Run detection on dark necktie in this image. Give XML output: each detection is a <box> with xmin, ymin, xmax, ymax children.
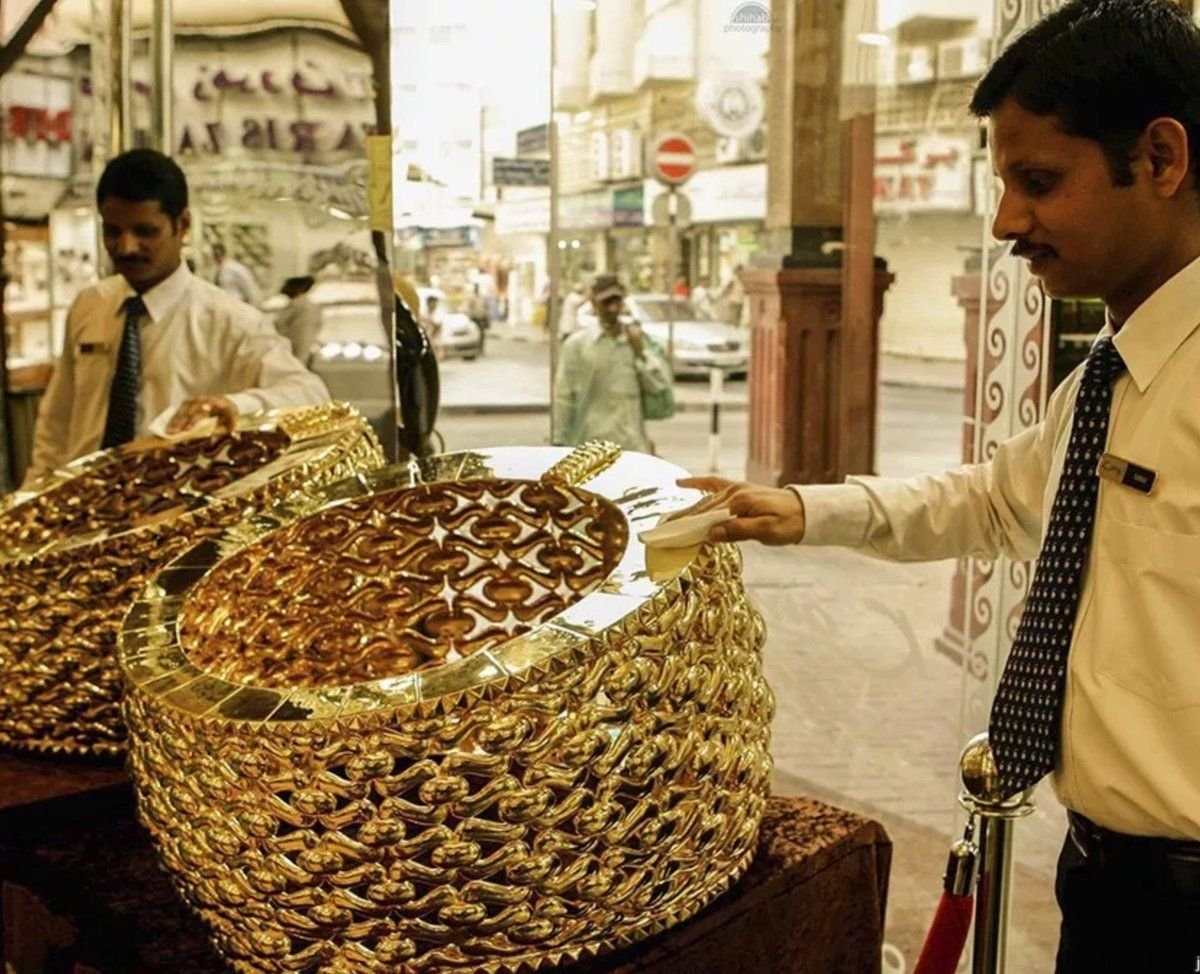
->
<box><xmin>989</xmin><ymin>336</ymin><xmax>1127</xmax><ymax>798</ymax></box>
<box><xmin>100</xmin><ymin>295</ymin><xmax>146</xmax><ymax>449</ymax></box>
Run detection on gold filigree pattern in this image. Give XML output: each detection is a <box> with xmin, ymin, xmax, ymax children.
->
<box><xmin>180</xmin><ymin>479</ymin><xmax>628</xmax><ymax>686</ymax></box>
<box><xmin>0</xmin><ymin>403</ymin><xmax>385</xmax><ymax>755</ymax></box>
<box><xmin>0</xmin><ymin>431</ymin><xmax>289</xmax><ymax>553</ymax></box>
<box><xmin>121</xmin><ymin>446</ymin><xmax>774</xmax><ymax>974</ymax></box>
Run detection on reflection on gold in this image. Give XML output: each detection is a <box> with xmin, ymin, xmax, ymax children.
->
<box><xmin>122</xmin><ymin>444</ymin><xmax>774</xmax><ymax>973</ymax></box>
<box><xmin>0</xmin><ymin>403</ymin><xmax>385</xmax><ymax>755</ymax></box>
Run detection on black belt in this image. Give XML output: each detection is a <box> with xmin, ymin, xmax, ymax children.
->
<box><xmin>1068</xmin><ymin>812</ymin><xmax>1200</xmax><ymax>896</ymax></box>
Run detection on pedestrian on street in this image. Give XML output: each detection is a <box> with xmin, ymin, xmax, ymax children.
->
<box><xmin>467</xmin><ymin>283</ymin><xmax>489</xmax><ymax>356</ymax></box>
<box><xmin>558</xmin><ymin>283</ymin><xmax>587</xmax><ymax>339</ymax></box>
<box><xmin>210</xmin><ymin>241</ymin><xmax>262</xmax><ymax>307</ymax></box>
<box><xmin>274</xmin><ymin>275</ymin><xmax>323</xmax><ymax>366</ymax></box>
<box><xmin>25</xmin><ymin>149</ymin><xmax>328</xmax><ymax>485</ymax></box>
<box><xmin>552</xmin><ymin>274</ymin><xmax>671</xmax><ymax>453</ymax></box>
<box><xmin>419</xmin><ymin>293</ymin><xmax>443</xmax><ymax>359</ymax></box>
<box><xmin>677</xmin><ymin>2</ymin><xmax>1200</xmax><ymax>971</ymax></box>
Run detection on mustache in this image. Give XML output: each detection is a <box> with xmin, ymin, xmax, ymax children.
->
<box><xmin>1010</xmin><ymin>240</ymin><xmax>1057</xmax><ymax>260</ymax></box>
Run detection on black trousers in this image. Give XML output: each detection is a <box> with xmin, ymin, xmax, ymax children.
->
<box><xmin>1055</xmin><ymin>826</ymin><xmax>1200</xmax><ymax>973</ymax></box>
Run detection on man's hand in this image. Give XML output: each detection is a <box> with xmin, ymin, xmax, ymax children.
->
<box><xmin>676</xmin><ymin>476</ymin><xmax>807</xmax><ymax>545</ymax></box>
<box><xmin>166</xmin><ymin>396</ymin><xmax>238</xmax><ymax>434</ymax></box>
<box><xmin>625</xmin><ymin>322</ymin><xmax>646</xmax><ymax>358</ymax></box>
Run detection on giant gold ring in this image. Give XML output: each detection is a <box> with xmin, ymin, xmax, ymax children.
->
<box><xmin>121</xmin><ymin>442</ymin><xmax>774</xmax><ymax>973</ymax></box>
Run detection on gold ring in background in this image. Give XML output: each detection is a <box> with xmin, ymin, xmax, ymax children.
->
<box><xmin>0</xmin><ymin>402</ymin><xmax>385</xmax><ymax>755</ymax></box>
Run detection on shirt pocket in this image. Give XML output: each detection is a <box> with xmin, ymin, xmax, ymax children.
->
<box><xmin>1091</xmin><ymin>517</ymin><xmax>1200</xmax><ymax>710</ymax></box>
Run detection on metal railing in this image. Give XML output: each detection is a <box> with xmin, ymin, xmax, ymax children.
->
<box><xmin>957</xmin><ymin>732</ymin><xmax>1036</xmax><ymax>974</ymax></box>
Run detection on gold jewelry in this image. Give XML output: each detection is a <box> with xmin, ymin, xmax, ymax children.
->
<box><xmin>121</xmin><ymin>442</ymin><xmax>773</xmax><ymax>973</ymax></box>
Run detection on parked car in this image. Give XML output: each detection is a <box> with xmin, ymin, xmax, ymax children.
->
<box><xmin>577</xmin><ymin>293</ymin><xmax>748</xmax><ymax>378</ymax></box>
<box><xmin>416</xmin><ymin>287</ymin><xmax>482</xmax><ymax>360</ymax></box>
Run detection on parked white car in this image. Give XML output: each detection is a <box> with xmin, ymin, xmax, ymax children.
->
<box><xmin>577</xmin><ymin>293</ymin><xmax>748</xmax><ymax>377</ymax></box>
<box><xmin>415</xmin><ymin>287</ymin><xmax>482</xmax><ymax>360</ymax></box>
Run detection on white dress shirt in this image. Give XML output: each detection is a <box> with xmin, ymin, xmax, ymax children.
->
<box><xmin>552</xmin><ymin>321</ymin><xmax>672</xmax><ymax>453</ymax></box>
<box><xmin>27</xmin><ymin>263</ymin><xmax>329</xmax><ymax>482</ymax></box>
<box><xmin>796</xmin><ymin>252</ymin><xmax>1200</xmax><ymax>841</ymax></box>
<box><xmin>273</xmin><ymin>294</ymin><xmax>323</xmax><ymax>365</ymax></box>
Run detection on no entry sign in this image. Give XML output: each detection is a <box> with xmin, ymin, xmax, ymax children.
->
<box><xmin>652</xmin><ymin>132</ymin><xmax>696</xmax><ymax>185</ymax></box>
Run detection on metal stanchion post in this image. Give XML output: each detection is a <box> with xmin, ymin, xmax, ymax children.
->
<box><xmin>708</xmin><ymin>366</ymin><xmax>722</xmax><ymax>472</ymax></box>
<box><xmin>958</xmin><ymin>732</ymin><xmax>1036</xmax><ymax>974</ymax></box>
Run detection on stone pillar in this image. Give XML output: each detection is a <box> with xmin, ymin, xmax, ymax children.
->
<box><xmin>745</xmin><ymin>0</ymin><xmax>893</xmax><ymax>486</ymax></box>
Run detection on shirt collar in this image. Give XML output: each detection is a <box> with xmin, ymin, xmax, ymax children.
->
<box><xmin>1107</xmin><ymin>251</ymin><xmax>1200</xmax><ymax>393</ymax></box>
<box><xmin>588</xmin><ymin>321</ymin><xmax>628</xmax><ymax>344</ymax></box>
<box><xmin>119</xmin><ymin>261</ymin><xmax>191</xmax><ymax>324</ymax></box>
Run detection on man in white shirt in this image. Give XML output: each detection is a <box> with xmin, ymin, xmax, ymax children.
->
<box><xmin>273</xmin><ymin>275</ymin><xmax>323</xmax><ymax>366</ymax></box>
<box><xmin>25</xmin><ymin>149</ymin><xmax>329</xmax><ymax>484</ymax></box>
<box><xmin>211</xmin><ymin>241</ymin><xmax>262</xmax><ymax>307</ymax></box>
<box><xmin>679</xmin><ymin>1</ymin><xmax>1200</xmax><ymax>970</ymax></box>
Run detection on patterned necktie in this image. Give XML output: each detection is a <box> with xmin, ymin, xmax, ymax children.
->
<box><xmin>989</xmin><ymin>336</ymin><xmax>1126</xmax><ymax>798</ymax></box>
<box><xmin>100</xmin><ymin>295</ymin><xmax>146</xmax><ymax>449</ymax></box>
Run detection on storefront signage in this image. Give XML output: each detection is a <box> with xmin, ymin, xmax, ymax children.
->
<box><xmin>5</xmin><ymin>106</ymin><xmax>71</xmax><ymax>144</ymax></box>
<box><xmin>493</xmin><ymin>157</ymin><xmax>551</xmax><ymax>187</ymax></box>
<box><xmin>174</xmin><ymin>119</ymin><xmax>375</xmax><ymax>156</ymax></box>
<box><xmin>419</xmin><ymin>225</ymin><xmax>478</xmax><ymax>248</ymax></box>
<box><xmin>495</xmin><ymin>195</ymin><xmax>550</xmax><ymax>235</ymax></box>
<box><xmin>612</xmin><ymin>185</ymin><xmax>644</xmax><ymax>227</ymax></box>
<box><xmin>643</xmin><ymin>164</ymin><xmax>766</xmax><ymax>225</ymax></box>
<box><xmin>1</xmin><ymin>72</ymin><xmax>72</xmax><ymax>180</ymax></box>
<box><xmin>516</xmin><ymin>123</ymin><xmax>550</xmax><ymax>156</ymax></box>
<box><xmin>559</xmin><ymin>189</ymin><xmax>612</xmax><ymax>230</ymax></box>
<box><xmin>874</xmin><ymin>135</ymin><xmax>972</xmax><ymax>213</ymax></box>
<box><xmin>74</xmin><ymin>36</ymin><xmax>376</xmax><ymax>163</ymax></box>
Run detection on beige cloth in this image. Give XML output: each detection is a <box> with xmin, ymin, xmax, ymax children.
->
<box><xmin>796</xmin><ymin>252</ymin><xmax>1200</xmax><ymax>841</ymax></box>
<box><xmin>26</xmin><ymin>263</ymin><xmax>329</xmax><ymax>483</ymax></box>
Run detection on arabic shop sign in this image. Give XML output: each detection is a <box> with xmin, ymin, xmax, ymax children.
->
<box><xmin>874</xmin><ymin>135</ymin><xmax>972</xmax><ymax>213</ymax></box>
<box><xmin>77</xmin><ymin>35</ymin><xmax>377</xmax><ymax>160</ymax></box>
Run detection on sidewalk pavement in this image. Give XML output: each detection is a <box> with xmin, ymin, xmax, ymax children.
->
<box><xmin>442</xmin><ymin>325</ymin><xmax>965</xmax><ymax>414</ymax></box>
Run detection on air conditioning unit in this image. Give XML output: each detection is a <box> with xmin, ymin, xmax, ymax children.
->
<box><xmin>609</xmin><ymin>129</ymin><xmax>643</xmax><ymax>179</ymax></box>
<box><xmin>589</xmin><ymin>131</ymin><xmax>611</xmax><ymax>182</ymax></box>
<box><xmin>715</xmin><ymin>127</ymin><xmax>766</xmax><ymax>164</ymax></box>
<box><xmin>937</xmin><ymin>37</ymin><xmax>989</xmax><ymax>79</ymax></box>
<box><xmin>896</xmin><ymin>45</ymin><xmax>935</xmax><ymax>84</ymax></box>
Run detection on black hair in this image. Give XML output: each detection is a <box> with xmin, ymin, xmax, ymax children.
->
<box><xmin>281</xmin><ymin>275</ymin><xmax>315</xmax><ymax>295</ymax></box>
<box><xmin>971</xmin><ymin>0</ymin><xmax>1200</xmax><ymax>190</ymax></box>
<box><xmin>95</xmin><ymin>148</ymin><xmax>189</xmax><ymax>220</ymax></box>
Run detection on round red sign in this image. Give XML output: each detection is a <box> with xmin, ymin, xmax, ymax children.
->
<box><xmin>652</xmin><ymin>133</ymin><xmax>696</xmax><ymax>185</ymax></box>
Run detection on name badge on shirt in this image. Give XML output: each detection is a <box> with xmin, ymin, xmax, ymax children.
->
<box><xmin>78</xmin><ymin>342</ymin><xmax>110</xmax><ymax>355</ymax></box>
<box><xmin>1097</xmin><ymin>452</ymin><xmax>1157</xmax><ymax>495</ymax></box>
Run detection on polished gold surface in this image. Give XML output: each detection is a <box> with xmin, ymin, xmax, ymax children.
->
<box><xmin>0</xmin><ymin>403</ymin><xmax>384</xmax><ymax>755</ymax></box>
<box><xmin>121</xmin><ymin>444</ymin><xmax>773</xmax><ymax>973</ymax></box>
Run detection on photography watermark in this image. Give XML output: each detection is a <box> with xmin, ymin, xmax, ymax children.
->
<box><xmin>724</xmin><ymin>1</ymin><xmax>779</xmax><ymax>33</ymax></box>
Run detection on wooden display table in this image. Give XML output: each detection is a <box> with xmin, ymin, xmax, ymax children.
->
<box><xmin>0</xmin><ymin>753</ymin><xmax>891</xmax><ymax>974</ymax></box>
